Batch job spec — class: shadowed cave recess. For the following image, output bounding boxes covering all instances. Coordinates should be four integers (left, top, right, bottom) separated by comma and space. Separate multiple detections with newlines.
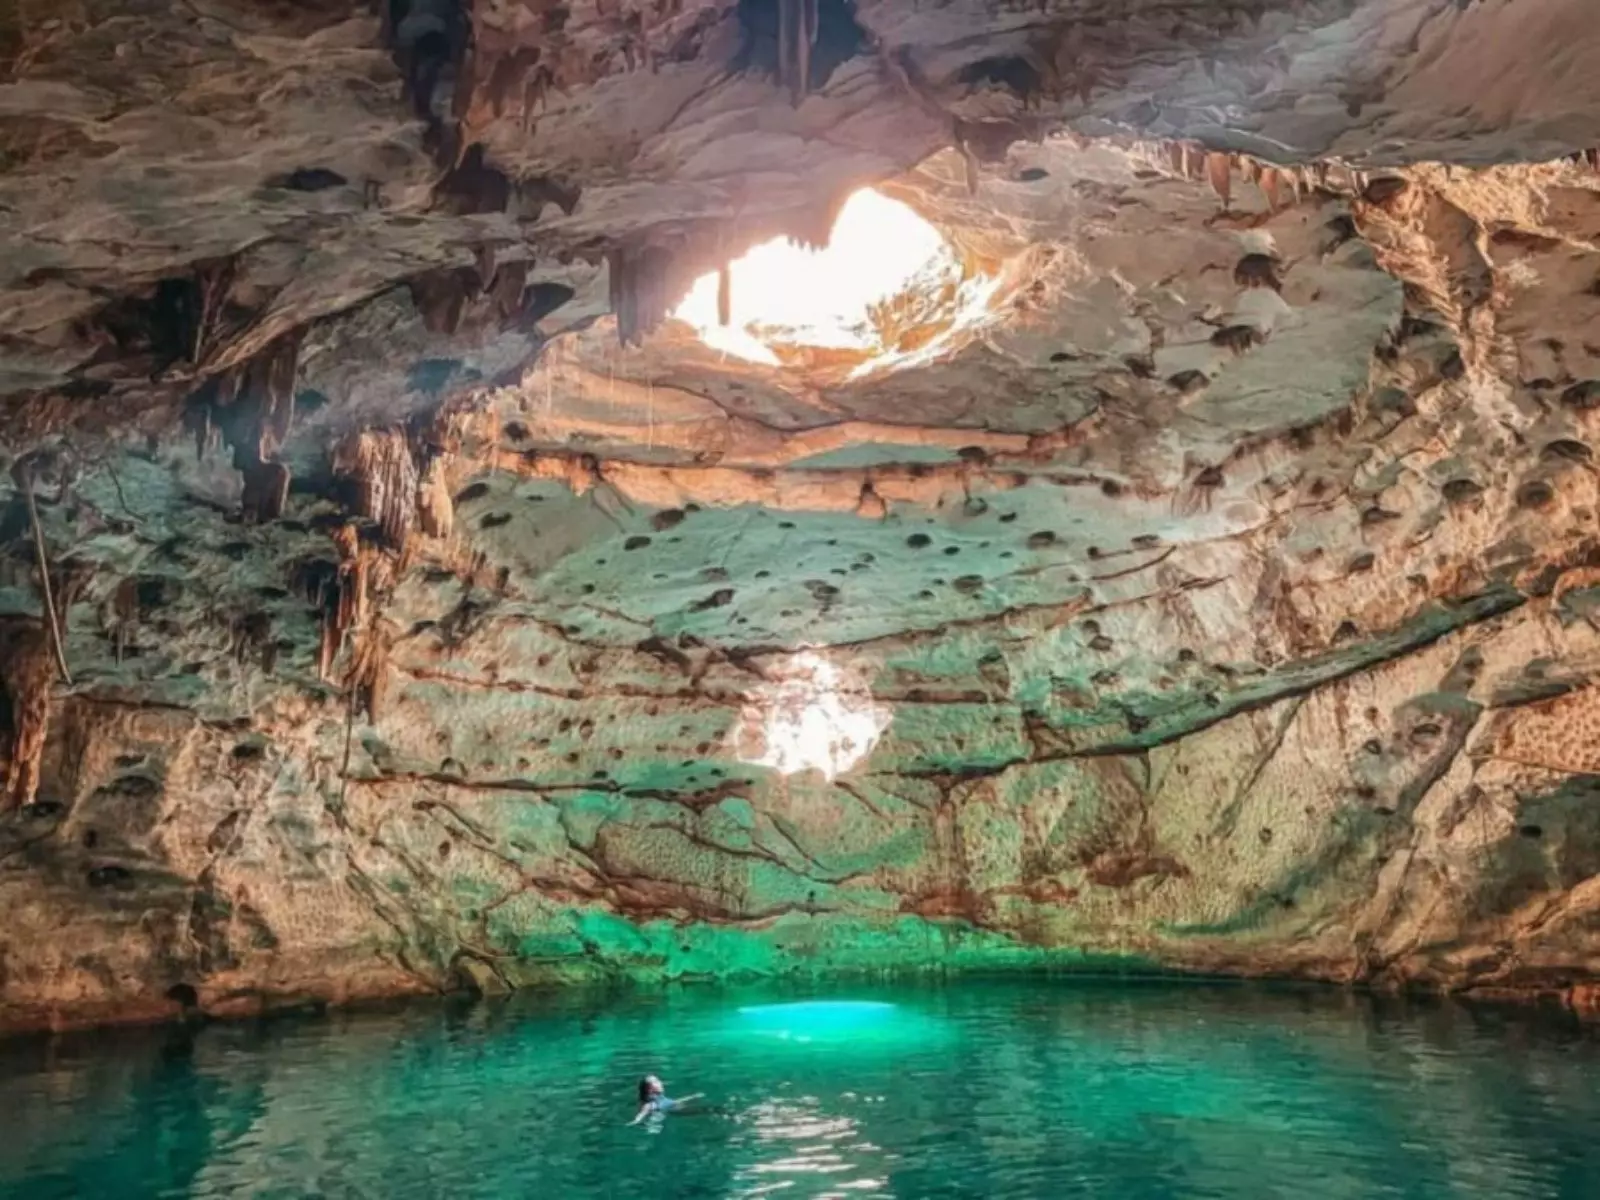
4, 0, 1600, 1034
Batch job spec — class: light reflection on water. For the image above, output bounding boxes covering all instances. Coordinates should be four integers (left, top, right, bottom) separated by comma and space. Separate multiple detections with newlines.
1, 980, 1599, 1198
739, 1099, 875, 1187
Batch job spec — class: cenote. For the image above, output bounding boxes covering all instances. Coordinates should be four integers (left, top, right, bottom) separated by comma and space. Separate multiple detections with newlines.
4, 980, 1599, 1198
9, 5, 1600, 1197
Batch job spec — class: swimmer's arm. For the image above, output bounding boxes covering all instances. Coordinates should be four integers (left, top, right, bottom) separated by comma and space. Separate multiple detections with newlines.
628, 1105, 651, 1126
677, 1093, 704, 1106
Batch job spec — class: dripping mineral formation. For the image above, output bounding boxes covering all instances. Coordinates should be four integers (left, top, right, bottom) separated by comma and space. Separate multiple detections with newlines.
4, 0, 1600, 1031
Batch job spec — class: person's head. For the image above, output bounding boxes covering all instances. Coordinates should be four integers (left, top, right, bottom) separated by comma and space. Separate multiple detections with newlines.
638, 1075, 663, 1104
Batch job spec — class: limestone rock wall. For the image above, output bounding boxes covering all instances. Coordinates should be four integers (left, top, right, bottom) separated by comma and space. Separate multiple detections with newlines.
5, 0, 1600, 1032
8, 582, 1600, 1031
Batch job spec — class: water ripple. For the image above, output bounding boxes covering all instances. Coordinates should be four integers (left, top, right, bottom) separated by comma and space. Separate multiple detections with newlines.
1, 981, 1599, 1198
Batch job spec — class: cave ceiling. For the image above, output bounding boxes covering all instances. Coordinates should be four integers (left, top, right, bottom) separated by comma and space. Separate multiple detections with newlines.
0, 0, 1597, 742
0, 0, 1595, 708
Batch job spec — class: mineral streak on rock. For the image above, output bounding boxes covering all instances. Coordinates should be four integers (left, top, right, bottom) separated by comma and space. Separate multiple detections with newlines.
4, 0, 1600, 1032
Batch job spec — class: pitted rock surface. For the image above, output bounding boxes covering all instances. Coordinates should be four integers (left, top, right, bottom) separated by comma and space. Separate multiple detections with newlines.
4, 0, 1600, 1030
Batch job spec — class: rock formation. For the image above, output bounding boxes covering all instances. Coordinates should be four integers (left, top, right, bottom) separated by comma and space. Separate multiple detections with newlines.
4, 0, 1600, 1031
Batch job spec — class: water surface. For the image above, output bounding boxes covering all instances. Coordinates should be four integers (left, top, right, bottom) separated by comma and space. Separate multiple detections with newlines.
2, 979, 1598, 1198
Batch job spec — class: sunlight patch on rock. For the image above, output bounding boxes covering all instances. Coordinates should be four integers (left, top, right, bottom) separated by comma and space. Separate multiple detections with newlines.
728, 651, 892, 781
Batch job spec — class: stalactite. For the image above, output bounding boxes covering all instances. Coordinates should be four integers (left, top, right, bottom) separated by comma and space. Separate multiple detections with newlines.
362, 631, 393, 724
12, 456, 71, 685
418, 457, 455, 538
318, 430, 410, 705
239, 461, 291, 523
203, 332, 300, 523
775, 0, 821, 103
473, 243, 496, 291
450, 39, 476, 130
231, 612, 273, 673
333, 524, 364, 632
717, 262, 731, 327
778, 0, 792, 102
797, 0, 815, 106
0, 619, 54, 811
344, 624, 384, 722
489, 259, 528, 319
1206, 152, 1232, 209
192, 258, 234, 364
256, 333, 299, 456
335, 429, 422, 551
110, 577, 137, 665
1260, 166, 1283, 211
320, 520, 399, 725
787, 201, 840, 253
139, 255, 234, 372
408, 268, 476, 335
318, 607, 342, 683
610, 244, 680, 347
609, 249, 632, 345
1140, 137, 1358, 216
319, 523, 370, 686
192, 389, 214, 462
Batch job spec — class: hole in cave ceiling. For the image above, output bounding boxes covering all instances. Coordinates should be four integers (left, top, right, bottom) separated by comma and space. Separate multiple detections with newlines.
671, 189, 1004, 380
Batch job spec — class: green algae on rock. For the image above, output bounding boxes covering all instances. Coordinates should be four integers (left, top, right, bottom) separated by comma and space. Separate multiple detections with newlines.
6, 0, 1600, 1033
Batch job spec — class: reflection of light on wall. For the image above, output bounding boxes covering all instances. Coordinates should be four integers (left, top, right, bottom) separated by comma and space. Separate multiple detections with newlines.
728, 651, 891, 781
671, 189, 1000, 374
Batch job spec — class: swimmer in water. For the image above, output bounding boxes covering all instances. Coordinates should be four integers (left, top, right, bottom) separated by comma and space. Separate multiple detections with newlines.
629, 1074, 703, 1125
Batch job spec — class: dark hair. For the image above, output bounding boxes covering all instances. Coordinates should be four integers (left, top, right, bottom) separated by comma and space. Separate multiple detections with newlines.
637, 1077, 653, 1105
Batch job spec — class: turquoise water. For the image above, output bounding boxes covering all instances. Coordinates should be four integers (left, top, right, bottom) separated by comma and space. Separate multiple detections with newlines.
2, 980, 1599, 1198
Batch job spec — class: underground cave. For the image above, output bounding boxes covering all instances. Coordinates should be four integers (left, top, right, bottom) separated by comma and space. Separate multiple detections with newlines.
4, 0, 1600, 1194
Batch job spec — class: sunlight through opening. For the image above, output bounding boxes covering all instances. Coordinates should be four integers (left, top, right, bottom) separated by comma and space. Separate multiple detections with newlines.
728, 651, 891, 781
672, 190, 1002, 378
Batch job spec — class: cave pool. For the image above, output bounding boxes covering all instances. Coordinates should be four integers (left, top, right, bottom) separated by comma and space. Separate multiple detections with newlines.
3, 979, 1598, 1198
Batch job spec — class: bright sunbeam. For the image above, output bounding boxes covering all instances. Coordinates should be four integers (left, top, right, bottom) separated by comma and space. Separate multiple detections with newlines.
728, 651, 891, 781
672, 189, 1001, 375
